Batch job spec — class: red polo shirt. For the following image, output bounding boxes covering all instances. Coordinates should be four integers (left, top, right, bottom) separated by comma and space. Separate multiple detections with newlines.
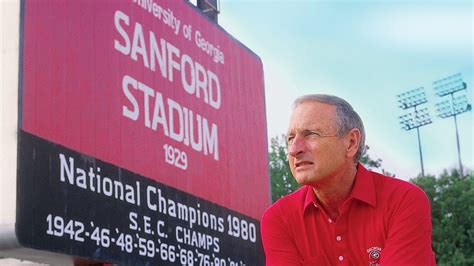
261, 164, 436, 265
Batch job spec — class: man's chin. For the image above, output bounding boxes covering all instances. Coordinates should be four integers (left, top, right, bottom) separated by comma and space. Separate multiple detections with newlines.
295, 176, 312, 186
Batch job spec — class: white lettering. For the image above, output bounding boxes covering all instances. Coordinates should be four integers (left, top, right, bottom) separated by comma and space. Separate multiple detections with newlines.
122, 75, 139, 121
121, 75, 219, 160
114, 11, 130, 55
203, 118, 219, 160
130, 22, 149, 68
168, 99, 184, 142
113, 11, 222, 110
58, 153, 140, 206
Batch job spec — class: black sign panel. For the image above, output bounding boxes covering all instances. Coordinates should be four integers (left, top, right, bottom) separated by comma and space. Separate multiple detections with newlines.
17, 131, 265, 265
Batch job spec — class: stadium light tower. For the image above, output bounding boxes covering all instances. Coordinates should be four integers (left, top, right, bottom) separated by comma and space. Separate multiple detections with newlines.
433, 73, 471, 176
397, 87, 433, 177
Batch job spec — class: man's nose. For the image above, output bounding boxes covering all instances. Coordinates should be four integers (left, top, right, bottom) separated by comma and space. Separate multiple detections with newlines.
288, 135, 305, 157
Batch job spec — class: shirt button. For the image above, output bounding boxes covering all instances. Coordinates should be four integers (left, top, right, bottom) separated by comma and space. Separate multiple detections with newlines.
336, 235, 342, 241
328, 219, 333, 223
338, 255, 344, 261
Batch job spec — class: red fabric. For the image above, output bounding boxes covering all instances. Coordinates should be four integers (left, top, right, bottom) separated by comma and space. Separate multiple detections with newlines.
261, 164, 436, 265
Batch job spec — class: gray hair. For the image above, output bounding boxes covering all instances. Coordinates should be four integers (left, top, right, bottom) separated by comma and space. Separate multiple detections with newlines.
293, 94, 366, 162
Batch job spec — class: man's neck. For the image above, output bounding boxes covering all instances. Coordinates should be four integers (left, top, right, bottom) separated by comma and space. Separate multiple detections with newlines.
312, 163, 358, 221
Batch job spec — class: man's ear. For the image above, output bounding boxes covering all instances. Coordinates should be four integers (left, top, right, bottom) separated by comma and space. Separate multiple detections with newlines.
345, 128, 361, 158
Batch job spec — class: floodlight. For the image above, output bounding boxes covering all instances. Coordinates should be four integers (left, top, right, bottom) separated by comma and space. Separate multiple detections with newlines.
399, 108, 432, 131
432, 73, 471, 176
397, 87, 427, 109
396, 87, 432, 177
436, 96, 472, 118
433, 73, 467, 97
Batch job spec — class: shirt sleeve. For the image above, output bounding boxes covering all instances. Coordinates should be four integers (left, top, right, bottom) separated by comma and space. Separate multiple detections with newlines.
261, 205, 302, 266
380, 186, 436, 266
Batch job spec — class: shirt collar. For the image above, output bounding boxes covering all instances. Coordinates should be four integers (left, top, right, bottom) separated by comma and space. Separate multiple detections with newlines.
303, 185, 317, 211
350, 163, 377, 208
303, 163, 377, 212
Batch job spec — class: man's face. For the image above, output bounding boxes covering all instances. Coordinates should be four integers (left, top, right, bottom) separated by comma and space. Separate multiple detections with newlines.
287, 101, 349, 186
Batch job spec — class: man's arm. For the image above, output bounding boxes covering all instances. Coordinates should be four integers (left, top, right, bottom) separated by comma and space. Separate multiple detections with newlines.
261, 205, 302, 266
380, 186, 436, 265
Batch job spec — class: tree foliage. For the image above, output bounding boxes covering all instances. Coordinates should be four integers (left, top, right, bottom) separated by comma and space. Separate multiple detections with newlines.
411, 170, 474, 265
268, 135, 298, 202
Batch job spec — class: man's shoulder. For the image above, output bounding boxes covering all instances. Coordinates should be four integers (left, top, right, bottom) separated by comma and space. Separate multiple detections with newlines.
274, 185, 308, 207
371, 170, 421, 190
369, 170, 428, 204
262, 186, 308, 219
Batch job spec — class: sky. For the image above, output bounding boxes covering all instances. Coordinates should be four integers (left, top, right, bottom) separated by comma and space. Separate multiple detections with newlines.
216, 0, 473, 180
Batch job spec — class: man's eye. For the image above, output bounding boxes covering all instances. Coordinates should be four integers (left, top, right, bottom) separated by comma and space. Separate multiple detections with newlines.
304, 130, 323, 138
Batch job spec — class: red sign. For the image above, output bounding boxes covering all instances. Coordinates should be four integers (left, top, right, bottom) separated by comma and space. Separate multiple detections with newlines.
22, 0, 269, 219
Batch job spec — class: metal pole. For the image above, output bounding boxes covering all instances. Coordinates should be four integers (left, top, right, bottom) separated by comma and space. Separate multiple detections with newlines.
450, 93, 464, 176
453, 114, 463, 176
416, 126, 425, 177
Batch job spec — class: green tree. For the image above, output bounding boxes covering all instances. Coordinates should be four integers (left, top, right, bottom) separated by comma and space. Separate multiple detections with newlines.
268, 135, 391, 202
268, 135, 298, 202
360, 145, 381, 169
361, 145, 395, 177
411, 169, 474, 265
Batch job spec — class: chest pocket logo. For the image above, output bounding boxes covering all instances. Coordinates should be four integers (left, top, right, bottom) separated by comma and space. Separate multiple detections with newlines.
367, 246, 382, 265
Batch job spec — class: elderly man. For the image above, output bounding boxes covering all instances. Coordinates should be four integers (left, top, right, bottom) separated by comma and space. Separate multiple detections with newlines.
261, 94, 435, 265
